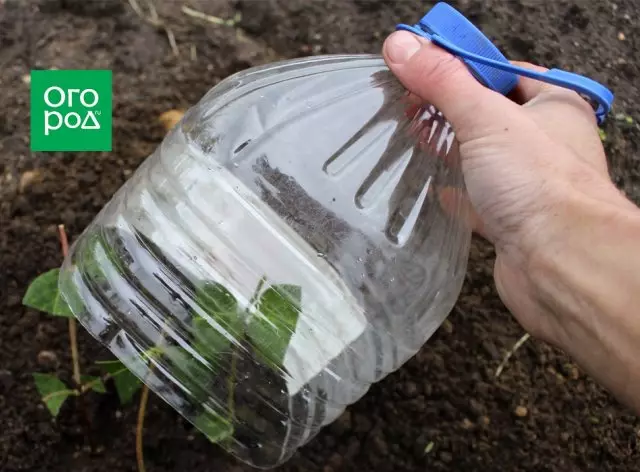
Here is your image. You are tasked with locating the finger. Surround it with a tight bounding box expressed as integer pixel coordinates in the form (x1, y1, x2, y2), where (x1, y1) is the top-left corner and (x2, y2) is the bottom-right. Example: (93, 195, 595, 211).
(508, 61, 550, 104)
(510, 62, 597, 124)
(525, 96, 607, 174)
(382, 31, 529, 144)
(504, 61, 606, 173)
(510, 66, 606, 173)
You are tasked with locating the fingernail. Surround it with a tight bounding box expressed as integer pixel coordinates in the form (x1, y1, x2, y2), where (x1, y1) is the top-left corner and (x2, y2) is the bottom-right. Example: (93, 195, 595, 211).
(385, 31, 422, 65)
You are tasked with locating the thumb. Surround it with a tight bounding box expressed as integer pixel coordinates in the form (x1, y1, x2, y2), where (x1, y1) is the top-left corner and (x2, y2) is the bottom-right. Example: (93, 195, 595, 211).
(383, 31, 525, 143)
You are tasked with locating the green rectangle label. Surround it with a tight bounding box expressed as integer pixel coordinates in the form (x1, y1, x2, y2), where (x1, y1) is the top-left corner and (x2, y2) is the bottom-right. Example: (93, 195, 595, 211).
(30, 69, 112, 152)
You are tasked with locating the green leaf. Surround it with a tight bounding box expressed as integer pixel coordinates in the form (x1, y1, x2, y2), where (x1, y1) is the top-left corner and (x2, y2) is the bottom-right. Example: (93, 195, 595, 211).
(194, 410, 234, 444)
(96, 359, 142, 404)
(162, 346, 215, 401)
(81, 375, 106, 394)
(247, 284, 301, 370)
(23, 269, 74, 317)
(78, 232, 111, 282)
(598, 128, 607, 142)
(192, 283, 243, 361)
(33, 373, 75, 417)
(197, 282, 237, 313)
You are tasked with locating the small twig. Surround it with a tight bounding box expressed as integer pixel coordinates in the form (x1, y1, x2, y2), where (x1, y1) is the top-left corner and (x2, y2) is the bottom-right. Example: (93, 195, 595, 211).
(136, 385, 150, 472)
(58, 225, 81, 387)
(495, 333, 531, 378)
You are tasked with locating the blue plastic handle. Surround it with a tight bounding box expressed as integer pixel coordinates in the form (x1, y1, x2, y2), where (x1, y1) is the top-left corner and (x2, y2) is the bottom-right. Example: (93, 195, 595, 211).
(396, 3, 614, 124)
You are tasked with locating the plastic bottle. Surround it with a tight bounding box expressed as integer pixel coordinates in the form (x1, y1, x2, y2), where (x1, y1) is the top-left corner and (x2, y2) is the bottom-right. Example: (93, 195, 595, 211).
(59, 3, 613, 468)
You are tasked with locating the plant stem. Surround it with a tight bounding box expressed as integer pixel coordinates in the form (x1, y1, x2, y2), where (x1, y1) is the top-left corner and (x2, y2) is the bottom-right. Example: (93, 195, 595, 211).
(58, 224, 94, 443)
(226, 276, 267, 422)
(135, 331, 169, 472)
(41, 371, 123, 403)
(249, 276, 267, 308)
(227, 351, 238, 418)
(68, 320, 81, 385)
(58, 225, 82, 387)
(136, 385, 150, 472)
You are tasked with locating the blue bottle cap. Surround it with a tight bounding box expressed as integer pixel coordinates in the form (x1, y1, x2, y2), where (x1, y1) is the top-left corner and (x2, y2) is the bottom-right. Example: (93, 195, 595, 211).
(396, 2, 614, 124)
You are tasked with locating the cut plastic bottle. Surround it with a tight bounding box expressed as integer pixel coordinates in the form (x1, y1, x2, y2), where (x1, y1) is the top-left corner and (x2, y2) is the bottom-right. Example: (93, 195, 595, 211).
(58, 2, 613, 469)
(59, 52, 471, 468)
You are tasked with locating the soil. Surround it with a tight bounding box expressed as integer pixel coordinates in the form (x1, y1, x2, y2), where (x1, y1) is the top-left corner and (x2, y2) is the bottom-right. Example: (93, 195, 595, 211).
(1, 0, 639, 471)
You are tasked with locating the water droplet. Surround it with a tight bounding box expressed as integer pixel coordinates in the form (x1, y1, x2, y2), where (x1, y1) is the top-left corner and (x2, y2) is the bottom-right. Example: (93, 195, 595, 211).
(357, 257, 363, 263)
(232, 162, 239, 168)
(390, 277, 395, 282)
(316, 252, 325, 258)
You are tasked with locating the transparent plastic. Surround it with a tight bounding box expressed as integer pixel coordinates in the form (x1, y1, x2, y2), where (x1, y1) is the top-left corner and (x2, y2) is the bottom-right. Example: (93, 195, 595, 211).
(59, 54, 471, 468)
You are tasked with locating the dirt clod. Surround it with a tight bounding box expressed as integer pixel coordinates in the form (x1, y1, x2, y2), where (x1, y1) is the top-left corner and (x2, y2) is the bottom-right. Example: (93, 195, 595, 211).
(158, 109, 186, 132)
(36, 350, 60, 368)
(19, 170, 44, 193)
(0, 370, 14, 392)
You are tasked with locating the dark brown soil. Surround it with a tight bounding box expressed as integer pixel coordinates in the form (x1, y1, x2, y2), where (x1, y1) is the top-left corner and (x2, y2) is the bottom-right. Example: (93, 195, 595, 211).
(1, 0, 639, 471)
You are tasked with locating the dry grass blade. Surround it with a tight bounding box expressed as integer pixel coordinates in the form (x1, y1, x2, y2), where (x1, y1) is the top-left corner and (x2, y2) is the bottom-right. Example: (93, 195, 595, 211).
(127, 0, 145, 18)
(143, 0, 159, 24)
(165, 28, 179, 57)
(128, 0, 179, 56)
(495, 333, 531, 378)
(181, 5, 238, 26)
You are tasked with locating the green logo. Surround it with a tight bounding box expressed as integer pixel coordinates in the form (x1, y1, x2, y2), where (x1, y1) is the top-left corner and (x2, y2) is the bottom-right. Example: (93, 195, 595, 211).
(30, 70, 112, 152)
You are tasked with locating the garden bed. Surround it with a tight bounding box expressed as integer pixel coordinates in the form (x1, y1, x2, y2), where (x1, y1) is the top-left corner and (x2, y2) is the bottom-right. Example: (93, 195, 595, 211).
(1, 0, 639, 471)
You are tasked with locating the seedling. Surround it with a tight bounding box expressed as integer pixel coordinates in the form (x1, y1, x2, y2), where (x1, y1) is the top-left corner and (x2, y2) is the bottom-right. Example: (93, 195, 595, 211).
(23, 225, 302, 471)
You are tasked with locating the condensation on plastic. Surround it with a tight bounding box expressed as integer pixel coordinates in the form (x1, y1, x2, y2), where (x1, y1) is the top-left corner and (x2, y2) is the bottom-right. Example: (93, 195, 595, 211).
(59, 54, 472, 469)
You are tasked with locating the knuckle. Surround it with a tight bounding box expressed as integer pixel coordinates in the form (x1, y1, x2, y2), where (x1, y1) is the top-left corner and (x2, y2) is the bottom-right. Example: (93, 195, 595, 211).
(535, 87, 598, 124)
(564, 90, 598, 123)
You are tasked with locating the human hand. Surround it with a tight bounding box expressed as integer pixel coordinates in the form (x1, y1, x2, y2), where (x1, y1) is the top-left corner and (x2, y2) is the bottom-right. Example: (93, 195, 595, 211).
(382, 30, 634, 344)
(381, 31, 640, 413)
